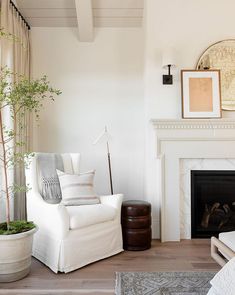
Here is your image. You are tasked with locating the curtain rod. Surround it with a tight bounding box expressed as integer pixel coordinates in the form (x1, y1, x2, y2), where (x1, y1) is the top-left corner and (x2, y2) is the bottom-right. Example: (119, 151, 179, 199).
(10, 0, 31, 30)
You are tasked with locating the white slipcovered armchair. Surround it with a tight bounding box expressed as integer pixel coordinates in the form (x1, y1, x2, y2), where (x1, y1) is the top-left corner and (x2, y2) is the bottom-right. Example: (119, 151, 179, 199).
(26, 153, 123, 273)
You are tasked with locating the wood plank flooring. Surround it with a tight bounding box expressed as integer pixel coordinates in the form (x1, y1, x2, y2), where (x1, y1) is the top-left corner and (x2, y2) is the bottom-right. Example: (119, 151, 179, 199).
(0, 239, 220, 295)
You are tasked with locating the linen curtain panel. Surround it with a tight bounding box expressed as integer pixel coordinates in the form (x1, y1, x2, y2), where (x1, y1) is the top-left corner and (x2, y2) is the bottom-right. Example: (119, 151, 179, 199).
(0, 0, 30, 221)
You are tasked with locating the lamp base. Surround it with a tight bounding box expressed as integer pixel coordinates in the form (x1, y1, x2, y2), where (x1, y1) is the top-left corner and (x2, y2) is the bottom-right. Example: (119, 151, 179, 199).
(163, 74, 173, 85)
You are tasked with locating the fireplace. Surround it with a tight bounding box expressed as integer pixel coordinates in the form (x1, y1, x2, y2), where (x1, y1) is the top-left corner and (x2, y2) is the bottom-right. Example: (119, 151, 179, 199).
(191, 170, 235, 238)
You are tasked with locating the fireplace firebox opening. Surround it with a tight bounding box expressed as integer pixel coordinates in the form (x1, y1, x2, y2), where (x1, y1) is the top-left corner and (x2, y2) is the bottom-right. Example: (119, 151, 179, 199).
(191, 170, 235, 238)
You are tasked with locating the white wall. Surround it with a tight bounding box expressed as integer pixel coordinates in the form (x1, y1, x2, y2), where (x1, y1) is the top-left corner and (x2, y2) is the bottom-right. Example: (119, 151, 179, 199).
(144, 0, 235, 119)
(31, 27, 145, 199)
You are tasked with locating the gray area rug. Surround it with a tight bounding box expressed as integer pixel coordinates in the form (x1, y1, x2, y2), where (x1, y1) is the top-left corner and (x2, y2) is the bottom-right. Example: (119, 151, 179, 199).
(115, 271, 216, 295)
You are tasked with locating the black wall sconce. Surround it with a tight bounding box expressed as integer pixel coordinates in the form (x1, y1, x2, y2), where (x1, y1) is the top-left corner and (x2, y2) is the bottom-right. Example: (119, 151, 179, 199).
(162, 48, 176, 85)
(163, 65, 173, 85)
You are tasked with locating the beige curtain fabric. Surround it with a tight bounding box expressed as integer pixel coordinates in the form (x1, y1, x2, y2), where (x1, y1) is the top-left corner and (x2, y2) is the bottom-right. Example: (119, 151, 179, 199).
(0, 0, 30, 220)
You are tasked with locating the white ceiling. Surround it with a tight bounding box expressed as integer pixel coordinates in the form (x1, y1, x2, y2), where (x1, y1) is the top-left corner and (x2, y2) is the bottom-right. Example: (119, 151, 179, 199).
(16, 0, 144, 28)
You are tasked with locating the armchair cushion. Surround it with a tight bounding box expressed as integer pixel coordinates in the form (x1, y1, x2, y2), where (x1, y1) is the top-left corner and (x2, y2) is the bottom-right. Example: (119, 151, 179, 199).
(66, 204, 117, 230)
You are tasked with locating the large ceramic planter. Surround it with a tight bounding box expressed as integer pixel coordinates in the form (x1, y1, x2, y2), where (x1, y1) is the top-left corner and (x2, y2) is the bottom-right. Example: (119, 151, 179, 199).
(0, 227, 37, 282)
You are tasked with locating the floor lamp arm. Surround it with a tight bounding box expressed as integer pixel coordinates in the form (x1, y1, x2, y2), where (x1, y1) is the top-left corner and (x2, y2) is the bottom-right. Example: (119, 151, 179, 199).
(107, 142, 113, 195)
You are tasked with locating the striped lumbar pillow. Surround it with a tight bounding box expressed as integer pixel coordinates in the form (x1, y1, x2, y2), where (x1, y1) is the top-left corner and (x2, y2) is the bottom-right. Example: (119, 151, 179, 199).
(56, 169, 100, 206)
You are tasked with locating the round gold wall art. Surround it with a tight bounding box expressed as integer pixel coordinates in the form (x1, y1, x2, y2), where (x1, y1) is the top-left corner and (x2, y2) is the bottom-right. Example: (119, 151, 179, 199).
(196, 39, 235, 110)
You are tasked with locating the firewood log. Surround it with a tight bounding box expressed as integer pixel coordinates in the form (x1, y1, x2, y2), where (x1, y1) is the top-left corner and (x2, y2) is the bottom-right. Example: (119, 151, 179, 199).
(201, 202, 220, 228)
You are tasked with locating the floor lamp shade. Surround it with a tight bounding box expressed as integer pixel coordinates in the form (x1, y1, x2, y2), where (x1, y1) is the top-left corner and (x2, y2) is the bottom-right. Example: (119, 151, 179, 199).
(93, 127, 113, 195)
(93, 127, 112, 145)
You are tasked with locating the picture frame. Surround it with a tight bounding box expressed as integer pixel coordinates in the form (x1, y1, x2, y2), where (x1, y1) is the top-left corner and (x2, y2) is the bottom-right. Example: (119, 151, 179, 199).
(181, 70, 221, 118)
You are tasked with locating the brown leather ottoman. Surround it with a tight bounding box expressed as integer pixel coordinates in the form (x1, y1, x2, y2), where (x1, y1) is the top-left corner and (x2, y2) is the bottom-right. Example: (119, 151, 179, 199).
(121, 200, 151, 251)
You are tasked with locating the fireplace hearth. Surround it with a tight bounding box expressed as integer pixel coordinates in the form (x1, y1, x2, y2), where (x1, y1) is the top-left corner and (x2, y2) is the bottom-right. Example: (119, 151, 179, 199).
(191, 170, 235, 238)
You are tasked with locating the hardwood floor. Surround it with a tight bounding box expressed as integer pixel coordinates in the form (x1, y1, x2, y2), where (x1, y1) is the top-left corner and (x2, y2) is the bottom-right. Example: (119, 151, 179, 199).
(0, 239, 220, 295)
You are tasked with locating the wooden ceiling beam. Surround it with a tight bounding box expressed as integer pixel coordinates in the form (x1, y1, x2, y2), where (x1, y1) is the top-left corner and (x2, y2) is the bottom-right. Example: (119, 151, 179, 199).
(75, 0, 94, 42)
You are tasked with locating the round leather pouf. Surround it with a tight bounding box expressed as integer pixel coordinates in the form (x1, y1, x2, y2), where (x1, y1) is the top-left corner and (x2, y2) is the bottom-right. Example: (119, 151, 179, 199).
(121, 200, 152, 251)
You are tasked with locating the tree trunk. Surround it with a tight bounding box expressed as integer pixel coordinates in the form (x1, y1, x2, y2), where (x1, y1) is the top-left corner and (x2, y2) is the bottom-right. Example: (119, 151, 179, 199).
(0, 109, 10, 229)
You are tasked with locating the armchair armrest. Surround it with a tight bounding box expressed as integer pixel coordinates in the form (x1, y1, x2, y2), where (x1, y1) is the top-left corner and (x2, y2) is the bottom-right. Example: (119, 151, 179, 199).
(100, 194, 123, 209)
(100, 194, 123, 223)
(27, 191, 70, 239)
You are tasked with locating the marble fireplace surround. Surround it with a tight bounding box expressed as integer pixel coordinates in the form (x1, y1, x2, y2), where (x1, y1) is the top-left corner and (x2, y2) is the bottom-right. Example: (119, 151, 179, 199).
(151, 119, 235, 242)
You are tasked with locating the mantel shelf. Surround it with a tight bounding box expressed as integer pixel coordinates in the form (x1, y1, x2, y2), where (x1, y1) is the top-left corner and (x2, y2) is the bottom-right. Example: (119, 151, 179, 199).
(151, 119, 235, 130)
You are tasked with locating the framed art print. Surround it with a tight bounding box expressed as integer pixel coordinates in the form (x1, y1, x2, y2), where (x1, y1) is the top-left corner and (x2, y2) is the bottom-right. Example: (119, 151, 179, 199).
(181, 70, 221, 118)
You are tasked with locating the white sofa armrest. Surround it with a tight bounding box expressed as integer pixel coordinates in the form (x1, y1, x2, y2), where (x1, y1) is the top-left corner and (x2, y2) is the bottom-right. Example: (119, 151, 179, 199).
(27, 191, 70, 239)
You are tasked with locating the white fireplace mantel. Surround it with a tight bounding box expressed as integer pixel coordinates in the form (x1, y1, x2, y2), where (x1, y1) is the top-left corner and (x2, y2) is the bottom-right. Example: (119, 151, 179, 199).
(151, 119, 235, 242)
(151, 119, 235, 130)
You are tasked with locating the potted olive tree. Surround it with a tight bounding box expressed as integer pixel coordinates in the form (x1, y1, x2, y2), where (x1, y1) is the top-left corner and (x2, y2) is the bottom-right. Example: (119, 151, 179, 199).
(0, 31, 61, 282)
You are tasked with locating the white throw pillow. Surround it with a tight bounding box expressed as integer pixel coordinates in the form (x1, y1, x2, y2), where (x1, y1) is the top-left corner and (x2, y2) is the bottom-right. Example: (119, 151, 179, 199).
(209, 257, 235, 295)
(56, 169, 100, 206)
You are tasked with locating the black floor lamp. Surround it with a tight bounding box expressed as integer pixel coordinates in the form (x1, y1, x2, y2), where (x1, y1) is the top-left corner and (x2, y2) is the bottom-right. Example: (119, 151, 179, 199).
(93, 126, 113, 195)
